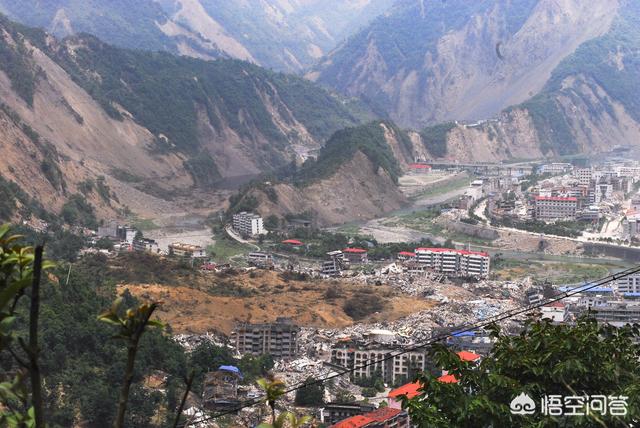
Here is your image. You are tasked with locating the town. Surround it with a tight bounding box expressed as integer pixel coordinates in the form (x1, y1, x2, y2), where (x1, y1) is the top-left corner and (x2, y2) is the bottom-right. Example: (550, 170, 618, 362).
(45, 156, 640, 427)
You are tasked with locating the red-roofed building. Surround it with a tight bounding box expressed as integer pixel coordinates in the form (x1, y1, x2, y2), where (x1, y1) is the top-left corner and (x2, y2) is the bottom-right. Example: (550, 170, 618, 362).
(534, 195, 578, 221)
(541, 301, 569, 323)
(388, 382, 424, 409)
(281, 239, 303, 246)
(409, 163, 432, 173)
(343, 248, 369, 264)
(457, 351, 481, 362)
(332, 415, 374, 428)
(414, 248, 490, 278)
(397, 251, 416, 262)
(331, 407, 410, 428)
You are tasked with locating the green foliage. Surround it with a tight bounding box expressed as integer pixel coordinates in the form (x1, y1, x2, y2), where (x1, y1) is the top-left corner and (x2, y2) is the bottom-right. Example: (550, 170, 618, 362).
(419, 122, 455, 158)
(2, 253, 189, 427)
(0, 175, 52, 223)
(294, 377, 324, 407)
(183, 152, 221, 188)
(95, 177, 113, 203)
(60, 194, 98, 229)
(0, 14, 45, 106)
(39, 159, 65, 192)
(343, 291, 385, 320)
(43, 34, 366, 164)
(491, 217, 587, 238)
(294, 121, 402, 186)
(404, 318, 640, 427)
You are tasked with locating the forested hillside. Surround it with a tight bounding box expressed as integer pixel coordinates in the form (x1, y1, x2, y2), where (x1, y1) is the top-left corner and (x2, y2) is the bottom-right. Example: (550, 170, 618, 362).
(229, 121, 413, 226)
(0, 13, 371, 223)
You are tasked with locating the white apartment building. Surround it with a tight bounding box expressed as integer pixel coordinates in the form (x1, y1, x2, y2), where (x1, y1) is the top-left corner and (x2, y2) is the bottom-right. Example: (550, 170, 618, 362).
(534, 196, 578, 221)
(623, 214, 640, 238)
(592, 183, 613, 204)
(540, 163, 573, 175)
(574, 168, 592, 186)
(331, 347, 427, 385)
(616, 273, 640, 295)
(232, 212, 265, 236)
(414, 248, 490, 278)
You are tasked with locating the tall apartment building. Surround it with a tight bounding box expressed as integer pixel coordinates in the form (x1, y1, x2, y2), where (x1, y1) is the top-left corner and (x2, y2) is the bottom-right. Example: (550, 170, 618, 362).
(616, 273, 640, 295)
(232, 212, 265, 236)
(331, 346, 427, 385)
(574, 168, 592, 186)
(533, 196, 578, 221)
(414, 248, 490, 278)
(231, 317, 299, 360)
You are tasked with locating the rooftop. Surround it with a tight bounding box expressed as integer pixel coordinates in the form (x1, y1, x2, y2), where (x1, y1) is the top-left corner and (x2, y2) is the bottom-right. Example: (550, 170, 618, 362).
(344, 248, 367, 254)
(388, 381, 423, 400)
(534, 196, 578, 202)
(282, 239, 303, 245)
(415, 247, 489, 257)
(457, 351, 481, 362)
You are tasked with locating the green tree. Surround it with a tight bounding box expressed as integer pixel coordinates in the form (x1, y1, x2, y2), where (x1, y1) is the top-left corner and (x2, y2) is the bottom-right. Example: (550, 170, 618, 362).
(257, 377, 287, 424)
(294, 377, 324, 407)
(404, 318, 640, 427)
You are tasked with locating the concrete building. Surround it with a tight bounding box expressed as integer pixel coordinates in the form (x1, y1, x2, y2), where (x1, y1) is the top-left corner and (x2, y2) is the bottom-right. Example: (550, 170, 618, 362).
(132, 237, 159, 253)
(540, 302, 569, 323)
(540, 163, 573, 175)
(247, 252, 274, 268)
(586, 301, 640, 327)
(231, 317, 299, 360)
(168, 242, 207, 259)
(331, 406, 410, 428)
(623, 214, 640, 238)
(202, 365, 241, 410)
(331, 346, 427, 386)
(574, 168, 592, 186)
(320, 403, 376, 426)
(616, 273, 640, 295)
(343, 248, 369, 264)
(322, 250, 348, 276)
(232, 211, 265, 236)
(414, 248, 490, 278)
(533, 196, 578, 221)
(592, 183, 613, 204)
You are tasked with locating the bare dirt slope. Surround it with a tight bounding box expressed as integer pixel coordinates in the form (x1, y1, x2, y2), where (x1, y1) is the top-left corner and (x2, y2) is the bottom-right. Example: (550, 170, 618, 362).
(249, 150, 408, 226)
(118, 269, 435, 334)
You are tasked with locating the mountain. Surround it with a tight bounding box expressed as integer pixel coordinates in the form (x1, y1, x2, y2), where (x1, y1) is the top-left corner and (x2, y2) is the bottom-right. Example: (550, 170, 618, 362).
(0, 0, 394, 73)
(0, 15, 371, 223)
(412, 0, 640, 161)
(311, 0, 640, 159)
(231, 121, 415, 226)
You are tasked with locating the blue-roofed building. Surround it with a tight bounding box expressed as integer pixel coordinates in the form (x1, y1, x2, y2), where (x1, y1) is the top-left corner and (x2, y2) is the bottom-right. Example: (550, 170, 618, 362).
(203, 365, 243, 411)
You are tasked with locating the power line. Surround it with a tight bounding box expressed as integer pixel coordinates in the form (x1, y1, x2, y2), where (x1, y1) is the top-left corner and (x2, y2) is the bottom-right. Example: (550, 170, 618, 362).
(184, 265, 640, 426)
